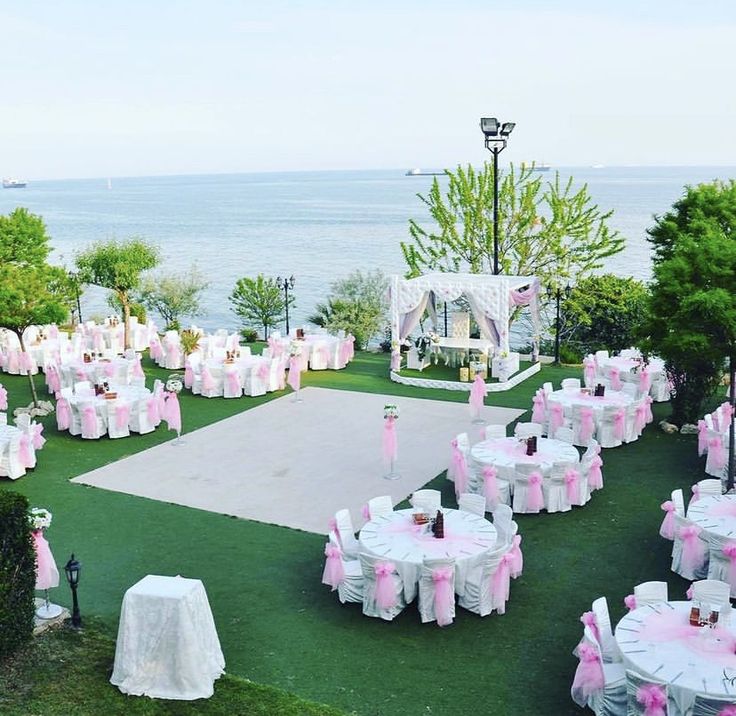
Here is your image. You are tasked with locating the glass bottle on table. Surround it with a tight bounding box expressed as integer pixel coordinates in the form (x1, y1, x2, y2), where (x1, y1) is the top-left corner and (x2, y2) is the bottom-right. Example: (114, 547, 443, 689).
(689, 600, 701, 626)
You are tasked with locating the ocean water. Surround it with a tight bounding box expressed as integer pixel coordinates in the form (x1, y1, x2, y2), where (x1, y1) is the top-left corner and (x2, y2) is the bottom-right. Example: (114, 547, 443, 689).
(0, 166, 733, 334)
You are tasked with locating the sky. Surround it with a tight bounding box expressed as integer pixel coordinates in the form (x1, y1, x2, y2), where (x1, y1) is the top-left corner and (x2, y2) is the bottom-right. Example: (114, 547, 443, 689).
(1, 0, 735, 180)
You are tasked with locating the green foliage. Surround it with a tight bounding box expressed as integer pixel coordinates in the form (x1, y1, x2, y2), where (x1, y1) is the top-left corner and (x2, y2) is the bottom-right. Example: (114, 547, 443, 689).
(0, 492, 35, 661)
(136, 266, 209, 331)
(229, 275, 290, 339)
(106, 294, 147, 326)
(179, 329, 201, 356)
(401, 163, 624, 319)
(308, 269, 388, 349)
(561, 274, 649, 355)
(76, 238, 159, 348)
(0, 208, 52, 268)
(641, 180, 736, 423)
(240, 328, 258, 343)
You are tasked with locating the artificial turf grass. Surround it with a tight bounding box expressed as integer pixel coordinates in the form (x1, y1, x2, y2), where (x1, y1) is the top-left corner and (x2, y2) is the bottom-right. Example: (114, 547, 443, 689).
(0, 351, 705, 715)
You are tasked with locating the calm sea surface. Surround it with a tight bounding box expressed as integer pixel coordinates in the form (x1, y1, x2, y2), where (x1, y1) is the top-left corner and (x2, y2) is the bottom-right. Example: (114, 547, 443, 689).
(1, 167, 733, 334)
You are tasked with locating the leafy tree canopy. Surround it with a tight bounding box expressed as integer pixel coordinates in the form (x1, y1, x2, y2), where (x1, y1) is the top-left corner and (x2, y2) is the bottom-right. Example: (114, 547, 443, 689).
(229, 275, 290, 340)
(0, 208, 53, 267)
(136, 266, 209, 331)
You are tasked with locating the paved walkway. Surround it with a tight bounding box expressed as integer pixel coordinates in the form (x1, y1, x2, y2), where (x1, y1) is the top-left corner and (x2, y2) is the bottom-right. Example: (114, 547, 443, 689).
(72, 387, 525, 534)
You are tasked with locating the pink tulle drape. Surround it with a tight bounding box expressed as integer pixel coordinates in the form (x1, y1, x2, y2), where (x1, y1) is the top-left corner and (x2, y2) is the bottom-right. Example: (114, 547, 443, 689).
(469, 374, 487, 418)
(184, 362, 194, 389)
(613, 409, 625, 440)
(710, 436, 726, 469)
(635, 403, 648, 433)
(32, 530, 60, 590)
(723, 543, 736, 587)
(374, 562, 397, 609)
(635, 683, 667, 716)
(56, 395, 71, 431)
(19, 434, 33, 466)
(202, 366, 215, 392)
(609, 367, 623, 391)
(587, 455, 603, 490)
(257, 362, 270, 382)
(571, 642, 604, 706)
(287, 357, 301, 391)
(579, 408, 595, 444)
(527, 472, 544, 512)
(583, 358, 596, 387)
(719, 705, 736, 716)
(383, 416, 398, 464)
(31, 423, 45, 450)
(483, 466, 500, 506)
(132, 356, 145, 379)
(321, 544, 344, 591)
(639, 368, 652, 394)
(659, 501, 676, 540)
(565, 469, 580, 504)
(432, 567, 454, 626)
(0, 384, 7, 411)
(147, 397, 160, 425)
(645, 395, 654, 423)
(509, 535, 523, 578)
(81, 405, 98, 436)
(680, 524, 706, 573)
(226, 371, 241, 395)
(580, 611, 601, 645)
(163, 391, 182, 433)
(624, 594, 637, 611)
(451, 441, 468, 496)
(697, 420, 708, 456)
(491, 553, 513, 614)
(115, 403, 131, 430)
(531, 393, 546, 424)
(549, 403, 564, 435)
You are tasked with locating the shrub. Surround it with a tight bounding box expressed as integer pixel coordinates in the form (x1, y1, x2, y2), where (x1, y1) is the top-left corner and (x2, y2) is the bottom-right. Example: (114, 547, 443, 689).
(0, 492, 35, 661)
(240, 328, 258, 343)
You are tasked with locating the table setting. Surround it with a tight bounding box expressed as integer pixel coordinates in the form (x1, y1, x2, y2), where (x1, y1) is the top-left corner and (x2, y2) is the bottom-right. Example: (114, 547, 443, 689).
(548, 387, 633, 415)
(470, 436, 580, 475)
(687, 495, 736, 540)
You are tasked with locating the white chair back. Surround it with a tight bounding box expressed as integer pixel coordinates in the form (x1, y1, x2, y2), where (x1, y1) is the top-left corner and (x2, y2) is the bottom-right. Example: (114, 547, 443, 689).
(594, 350, 610, 363)
(458, 493, 486, 517)
(358, 552, 405, 621)
(334, 508, 359, 557)
(492, 504, 514, 544)
(633, 581, 668, 606)
(553, 426, 574, 444)
(561, 378, 581, 392)
(484, 424, 506, 440)
(591, 596, 618, 663)
(672, 488, 685, 516)
(410, 489, 442, 513)
(367, 495, 393, 519)
(692, 579, 731, 612)
(696, 479, 722, 498)
(514, 422, 542, 439)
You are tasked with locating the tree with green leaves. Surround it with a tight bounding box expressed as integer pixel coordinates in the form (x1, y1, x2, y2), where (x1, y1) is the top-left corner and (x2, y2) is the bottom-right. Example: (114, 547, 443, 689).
(0, 208, 53, 267)
(229, 274, 290, 340)
(76, 238, 160, 349)
(309, 269, 388, 349)
(641, 180, 736, 486)
(401, 163, 624, 322)
(136, 266, 209, 331)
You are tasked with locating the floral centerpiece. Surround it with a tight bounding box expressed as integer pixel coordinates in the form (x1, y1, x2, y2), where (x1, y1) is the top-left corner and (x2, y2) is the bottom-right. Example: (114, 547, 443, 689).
(415, 332, 439, 361)
(166, 374, 183, 393)
(29, 507, 52, 531)
(383, 403, 400, 420)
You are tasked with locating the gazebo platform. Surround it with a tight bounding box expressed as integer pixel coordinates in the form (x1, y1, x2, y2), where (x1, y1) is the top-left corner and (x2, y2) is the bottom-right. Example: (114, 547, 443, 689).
(390, 359, 541, 392)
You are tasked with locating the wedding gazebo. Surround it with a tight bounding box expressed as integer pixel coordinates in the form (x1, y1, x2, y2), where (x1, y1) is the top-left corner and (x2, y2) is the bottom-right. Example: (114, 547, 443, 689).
(388, 272, 541, 391)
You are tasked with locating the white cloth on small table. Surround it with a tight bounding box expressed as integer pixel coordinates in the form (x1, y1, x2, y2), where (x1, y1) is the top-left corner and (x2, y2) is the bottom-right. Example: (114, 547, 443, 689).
(110, 575, 225, 700)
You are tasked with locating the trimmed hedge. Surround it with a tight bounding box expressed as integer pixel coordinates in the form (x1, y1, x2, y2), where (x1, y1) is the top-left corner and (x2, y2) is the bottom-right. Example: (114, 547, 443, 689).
(0, 491, 35, 661)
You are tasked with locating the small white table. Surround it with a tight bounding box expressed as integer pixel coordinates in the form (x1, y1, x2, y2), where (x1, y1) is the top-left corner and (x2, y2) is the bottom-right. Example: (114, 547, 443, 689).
(110, 575, 225, 700)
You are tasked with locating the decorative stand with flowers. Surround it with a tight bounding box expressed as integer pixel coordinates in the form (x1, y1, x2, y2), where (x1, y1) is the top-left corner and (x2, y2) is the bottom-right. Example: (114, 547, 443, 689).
(382, 403, 400, 480)
(287, 341, 303, 403)
(30, 508, 62, 619)
(165, 374, 184, 445)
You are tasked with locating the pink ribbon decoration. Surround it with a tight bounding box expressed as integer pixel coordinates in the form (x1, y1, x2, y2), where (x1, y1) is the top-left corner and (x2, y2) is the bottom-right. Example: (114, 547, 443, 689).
(509, 535, 523, 578)
(31, 423, 45, 450)
(587, 455, 604, 490)
(635, 684, 667, 716)
(81, 405, 98, 437)
(321, 543, 345, 591)
(7, 351, 19, 373)
(579, 407, 595, 444)
(56, 395, 71, 431)
(583, 358, 596, 387)
(644, 395, 654, 423)
(163, 391, 181, 433)
(383, 416, 398, 464)
(723, 402, 734, 425)
(686, 584, 694, 600)
(571, 642, 604, 706)
(718, 706, 736, 716)
(565, 468, 580, 504)
(659, 501, 676, 539)
(20, 351, 33, 373)
(361, 503, 371, 520)
(201, 366, 215, 392)
(491, 553, 514, 614)
(609, 366, 622, 391)
(469, 374, 487, 418)
(150, 338, 163, 361)
(639, 368, 652, 394)
(287, 357, 301, 391)
(432, 567, 454, 626)
(0, 384, 7, 411)
(451, 442, 468, 496)
(374, 562, 398, 609)
(549, 403, 564, 435)
(115, 402, 131, 430)
(697, 420, 708, 456)
(226, 371, 241, 395)
(132, 356, 145, 379)
(680, 524, 706, 574)
(32, 530, 60, 590)
(624, 594, 637, 611)
(483, 466, 500, 506)
(691, 484, 701, 504)
(184, 362, 194, 389)
(723, 542, 736, 587)
(713, 412, 722, 432)
(257, 362, 270, 382)
(147, 397, 160, 425)
(390, 351, 401, 371)
(613, 409, 625, 440)
(710, 436, 726, 469)
(531, 393, 546, 424)
(580, 611, 601, 645)
(19, 433, 33, 466)
(46, 367, 60, 394)
(527, 471, 545, 512)
(635, 403, 647, 433)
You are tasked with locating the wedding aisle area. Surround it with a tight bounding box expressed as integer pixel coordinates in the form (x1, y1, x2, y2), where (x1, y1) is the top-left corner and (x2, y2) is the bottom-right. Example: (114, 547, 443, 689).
(71, 386, 525, 532)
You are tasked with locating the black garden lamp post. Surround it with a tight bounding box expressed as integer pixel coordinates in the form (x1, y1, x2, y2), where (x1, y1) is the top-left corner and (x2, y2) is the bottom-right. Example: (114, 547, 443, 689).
(68, 271, 83, 326)
(64, 553, 82, 628)
(276, 275, 295, 335)
(547, 283, 572, 365)
(480, 117, 515, 275)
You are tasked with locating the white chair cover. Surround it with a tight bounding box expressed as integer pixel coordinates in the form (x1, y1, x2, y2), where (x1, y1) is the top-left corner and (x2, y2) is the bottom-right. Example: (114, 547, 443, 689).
(633, 581, 668, 607)
(359, 552, 406, 621)
(410, 489, 442, 514)
(458, 493, 486, 517)
(417, 557, 456, 626)
(625, 670, 669, 716)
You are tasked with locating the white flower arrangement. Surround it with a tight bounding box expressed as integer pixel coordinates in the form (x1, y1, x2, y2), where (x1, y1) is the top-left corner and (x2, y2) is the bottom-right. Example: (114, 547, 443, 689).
(166, 374, 184, 393)
(29, 507, 52, 530)
(289, 340, 303, 357)
(384, 403, 400, 420)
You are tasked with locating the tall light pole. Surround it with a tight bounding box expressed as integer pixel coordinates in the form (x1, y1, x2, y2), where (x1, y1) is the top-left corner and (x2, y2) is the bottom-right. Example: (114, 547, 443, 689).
(276, 275, 295, 335)
(480, 118, 516, 275)
(547, 284, 572, 365)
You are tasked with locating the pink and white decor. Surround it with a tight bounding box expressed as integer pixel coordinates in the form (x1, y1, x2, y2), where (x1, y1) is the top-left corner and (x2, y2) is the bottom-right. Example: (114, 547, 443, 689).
(382, 403, 399, 480)
(50, 356, 141, 392)
(0, 419, 45, 480)
(700, 402, 734, 479)
(266, 332, 354, 371)
(29, 507, 63, 619)
(163, 376, 183, 444)
(615, 600, 736, 714)
(471, 436, 580, 478)
(584, 350, 670, 403)
(188, 354, 284, 399)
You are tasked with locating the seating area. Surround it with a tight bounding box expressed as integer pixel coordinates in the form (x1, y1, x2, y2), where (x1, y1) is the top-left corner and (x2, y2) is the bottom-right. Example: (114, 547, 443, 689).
(582, 349, 671, 403)
(698, 401, 734, 481)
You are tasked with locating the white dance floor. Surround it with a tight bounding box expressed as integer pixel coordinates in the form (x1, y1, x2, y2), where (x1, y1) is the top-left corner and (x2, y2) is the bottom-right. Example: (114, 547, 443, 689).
(72, 387, 525, 534)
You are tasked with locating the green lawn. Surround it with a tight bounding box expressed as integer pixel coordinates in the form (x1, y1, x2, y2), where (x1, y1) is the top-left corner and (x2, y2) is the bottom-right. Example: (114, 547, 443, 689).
(0, 351, 705, 715)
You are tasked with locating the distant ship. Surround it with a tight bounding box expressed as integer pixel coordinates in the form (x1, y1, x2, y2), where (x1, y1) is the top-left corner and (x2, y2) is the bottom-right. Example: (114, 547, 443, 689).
(405, 168, 444, 176)
(591, 164, 606, 169)
(2, 178, 27, 188)
(531, 163, 551, 172)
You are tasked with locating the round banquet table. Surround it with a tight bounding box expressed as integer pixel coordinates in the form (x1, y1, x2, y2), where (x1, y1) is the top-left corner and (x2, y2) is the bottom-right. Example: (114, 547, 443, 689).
(358, 508, 497, 603)
(59, 357, 136, 389)
(603, 355, 665, 378)
(202, 355, 270, 381)
(0, 424, 25, 474)
(615, 601, 736, 715)
(470, 436, 579, 476)
(67, 385, 153, 433)
(687, 494, 736, 539)
(547, 388, 632, 415)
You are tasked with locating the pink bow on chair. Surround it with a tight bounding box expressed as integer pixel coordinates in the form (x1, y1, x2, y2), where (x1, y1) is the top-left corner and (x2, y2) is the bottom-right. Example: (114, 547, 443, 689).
(609, 367, 622, 391)
(634, 403, 647, 433)
(373, 562, 398, 609)
(163, 392, 181, 433)
(564, 469, 581, 504)
(549, 403, 564, 435)
(697, 420, 708, 456)
(579, 407, 595, 444)
(81, 405, 98, 437)
(718, 706, 736, 716)
(531, 393, 546, 424)
(257, 362, 270, 382)
(580, 611, 601, 644)
(451, 443, 468, 496)
(383, 416, 398, 465)
(722, 402, 734, 425)
(184, 362, 194, 389)
(321, 544, 345, 591)
(624, 594, 637, 611)
(202, 366, 215, 392)
(431, 567, 454, 627)
(587, 455, 604, 491)
(132, 356, 145, 379)
(226, 371, 241, 394)
(635, 683, 667, 716)
(710, 436, 726, 469)
(571, 642, 604, 706)
(491, 553, 514, 614)
(483, 466, 500, 506)
(638, 368, 651, 394)
(0, 384, 7, 411)
(287, 357, 301, 392)
(659, 501, 676, 540)
(19, 433, 33, 466)
(722, 543, 736, 587)
(527, 472, 545, 512)
(56, 396, 71, 431)
(469, 374, 487, 418)
(115, 402, 131, 430)
(583, 358, 596, 387)
(613, 409, 625, 440)
(509, 535, 523, 578)
(361, 503, 371, 520)
(680, 524, 706, 574)
(31, 423, 45, 450)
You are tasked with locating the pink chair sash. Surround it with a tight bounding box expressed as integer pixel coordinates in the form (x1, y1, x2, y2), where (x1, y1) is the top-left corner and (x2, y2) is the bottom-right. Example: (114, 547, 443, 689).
(659, 501, 676, 540)
(184, 362, 194, 389)
(698, 420, 708, 456)
(31, 423, 45, 450)
(257, 362, 270, 382)
(723, 402, 734, 425)
(226, 371, 241, 394)
(115, 402, 131, 430)
(691, 484, 701, 504)
(710, 436, 726, 469)
(509, 535, 523, 578)
(321, 544, 345, 591)
(20, 351, 33, 372)
(163, 391, 181, 433)
(531, 393, 546, 424)
(491, 553, 513, 613)
(580, 611, 601, 645)
(483, 466, 500, 506)
(639, 368, 651, 394)
(361, 503, 371, 520)
(0, 384, 7, 411)
(132, 356, 145, 379)
(147, 397, 160, 425)
(565, 469, 581, 504)
(527, 472, 545, 512)
(451, 444, 468, 496)
(56, 396, 71, 431)
(583, 358, 596, 387)
(609, 366, 623, 391)
(287, 357, 301, 391)
(686, 584, 694, 600)
(202, 366, 215, 391)
(431, 567, 454, 626)
(613, 409, 625, 440)
(635, 403, 647, 433)
(680, 524, 706, 573)
(719, 705, 736, 716)
(549, 403, 564, 435)
(46, 367, 60, 394)
(713, 412, 722, 432)
(19, 433, 33, 466)
(571, 642, 604, 706)
(723, 543, 736, 587)
(579, 408, 595, 444)
(7, 351, 19, 373)
(469, 374, 487, 416)
(81, 405, 98, 437)
(587, 455, 603, 490)
(635, 683, 667, 716)
(374, 562, 398, 609)
(150, 338, 163, 361)
(624, 594, 637, 611)
(383, 416, 398, 463)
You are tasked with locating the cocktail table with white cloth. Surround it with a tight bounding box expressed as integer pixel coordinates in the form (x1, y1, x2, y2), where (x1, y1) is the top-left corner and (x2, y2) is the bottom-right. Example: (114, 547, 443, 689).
(358, 508, 497, 603)
(471, 436, 580, 476)
(548, 388, 633, 416)
(615, 601, 736, 715)
(110, 575, 225, 700)
(687, 494, 736, 539)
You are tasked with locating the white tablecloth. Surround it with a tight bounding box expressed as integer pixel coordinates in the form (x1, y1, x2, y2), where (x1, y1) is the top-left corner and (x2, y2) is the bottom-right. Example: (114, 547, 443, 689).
(470, 436, 579, 475)
(358, 508, 497, 602)
(603, 355, 665, 379)
(59, 357, 136, 389)
(203, 355, 270, 382)
(687, 495, 736, 539)
(615, 601, 736, 715)
(111, 575, 225, 700)
(548, 388, 632, 414)
(0, 424, 23, 474)
(66, 386, 152, 434)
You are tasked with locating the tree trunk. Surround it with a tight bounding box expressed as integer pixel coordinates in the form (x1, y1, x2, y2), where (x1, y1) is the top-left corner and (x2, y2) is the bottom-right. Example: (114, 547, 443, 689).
(122, 293, 131, 350)
(729, 354, 735, 492)
(17, 331, 40, 408)
(264, 323, 268, 340)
